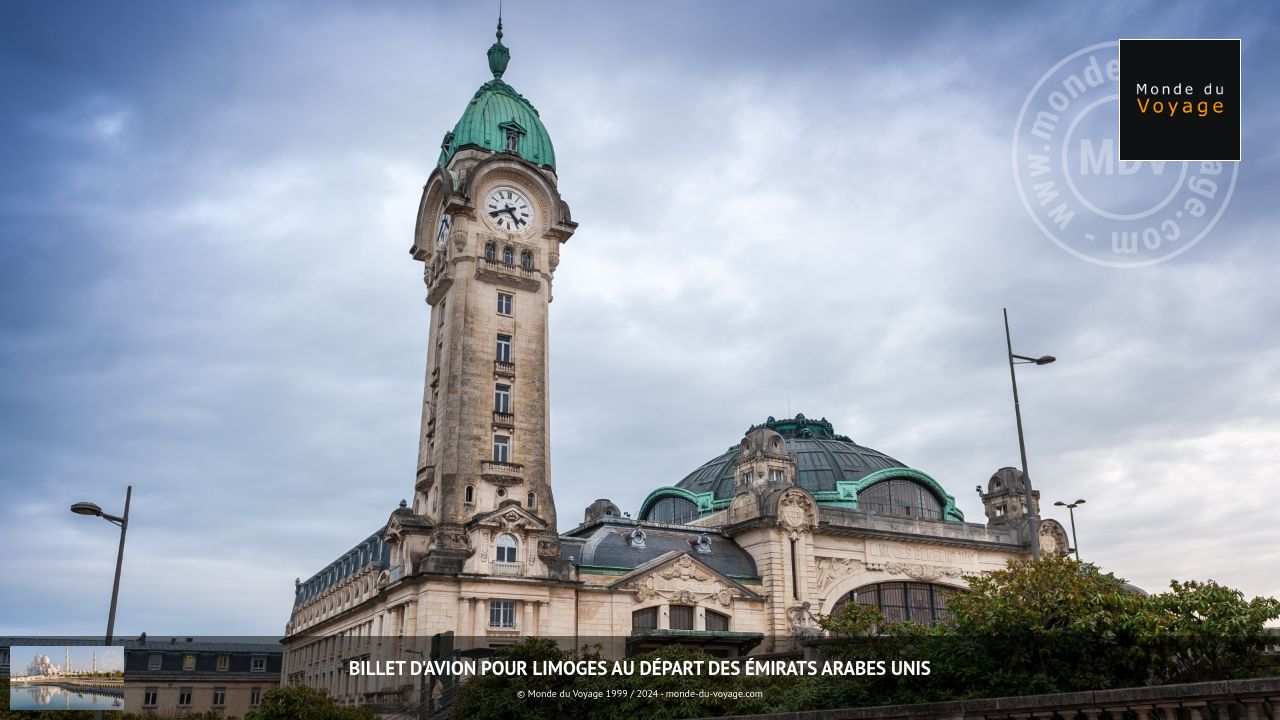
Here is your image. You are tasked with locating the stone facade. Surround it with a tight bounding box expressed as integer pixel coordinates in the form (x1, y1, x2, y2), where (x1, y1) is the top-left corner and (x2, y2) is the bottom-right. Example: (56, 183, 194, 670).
(279, 26, 1075, 709)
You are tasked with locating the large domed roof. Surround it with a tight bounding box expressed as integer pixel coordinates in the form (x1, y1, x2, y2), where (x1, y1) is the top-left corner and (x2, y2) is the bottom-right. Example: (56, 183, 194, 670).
(436, 22, 556, 170)
(676, 414, 908, 502)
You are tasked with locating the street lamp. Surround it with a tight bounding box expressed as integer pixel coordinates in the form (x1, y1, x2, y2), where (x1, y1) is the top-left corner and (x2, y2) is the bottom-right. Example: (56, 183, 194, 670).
(1004, 308, 1055, 560)
(70, 486, 131, 645)
(1054, 498, 1086, 561)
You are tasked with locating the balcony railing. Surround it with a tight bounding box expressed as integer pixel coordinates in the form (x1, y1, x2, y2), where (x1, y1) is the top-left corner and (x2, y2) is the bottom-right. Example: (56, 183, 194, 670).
(491, 561, 525, 577)
(477, 258, 540, 290)
(481, 460, 524, 483)
(492, 411, 514, 427)
(494, 360, 515, 377)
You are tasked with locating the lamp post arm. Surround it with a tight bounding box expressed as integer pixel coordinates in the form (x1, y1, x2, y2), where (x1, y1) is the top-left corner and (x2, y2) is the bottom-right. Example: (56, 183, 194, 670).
(105, 485, 131, 645)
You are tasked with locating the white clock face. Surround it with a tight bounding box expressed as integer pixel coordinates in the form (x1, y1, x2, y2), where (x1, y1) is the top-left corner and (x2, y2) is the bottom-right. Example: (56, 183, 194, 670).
(484, 186, 533, 233)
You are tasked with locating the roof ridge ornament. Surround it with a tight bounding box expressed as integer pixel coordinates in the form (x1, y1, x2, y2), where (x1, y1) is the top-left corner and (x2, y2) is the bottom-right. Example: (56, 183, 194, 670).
(487, 16, 510, 79)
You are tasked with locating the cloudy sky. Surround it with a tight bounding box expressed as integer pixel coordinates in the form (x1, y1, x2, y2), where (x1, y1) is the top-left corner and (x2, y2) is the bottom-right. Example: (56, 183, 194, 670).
(2, 0, 1278, 636)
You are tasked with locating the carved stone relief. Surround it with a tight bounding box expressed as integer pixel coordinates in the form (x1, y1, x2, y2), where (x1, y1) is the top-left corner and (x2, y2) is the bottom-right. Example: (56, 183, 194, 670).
(816, 557, 866, 593)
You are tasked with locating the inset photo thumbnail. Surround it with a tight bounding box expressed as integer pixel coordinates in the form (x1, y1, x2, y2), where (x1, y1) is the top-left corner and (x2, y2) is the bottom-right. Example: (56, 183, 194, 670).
(7, 644, 124, 712)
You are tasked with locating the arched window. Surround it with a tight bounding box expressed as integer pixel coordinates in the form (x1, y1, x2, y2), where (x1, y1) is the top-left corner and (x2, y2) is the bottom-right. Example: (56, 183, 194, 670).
(858, 479, 944, 520)
(496, 533, 518, 563)
(526, 492, 536, 509)
(705, 610, 729, 632)
(632, 607, 657, 631)
(840, 581, 956, 626)
(502, 246, 514, 264)
(464, 485, 474, 504)
(646, 496, 698, 524)
(520, 250, 533, 269)
(484, 242, 497, 261)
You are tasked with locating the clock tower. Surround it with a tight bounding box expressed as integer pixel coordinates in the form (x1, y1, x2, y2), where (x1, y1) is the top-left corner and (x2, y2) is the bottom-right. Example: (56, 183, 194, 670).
(408, 20, 577, 578)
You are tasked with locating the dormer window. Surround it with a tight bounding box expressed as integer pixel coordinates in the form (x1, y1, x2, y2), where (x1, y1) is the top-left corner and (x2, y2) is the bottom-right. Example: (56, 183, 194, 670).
(500, 121, 526, 154)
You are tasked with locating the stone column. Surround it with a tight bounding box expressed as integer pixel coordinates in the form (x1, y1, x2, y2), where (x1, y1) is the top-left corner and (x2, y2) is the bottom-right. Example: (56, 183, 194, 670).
(1239, 699, 1265, 720)
(475, 598, 488, 641)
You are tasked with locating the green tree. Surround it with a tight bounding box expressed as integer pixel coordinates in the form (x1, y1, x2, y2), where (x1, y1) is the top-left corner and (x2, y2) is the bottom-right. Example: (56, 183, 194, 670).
(1149, 579, 1280, 684)
(244, 685, 377, 720)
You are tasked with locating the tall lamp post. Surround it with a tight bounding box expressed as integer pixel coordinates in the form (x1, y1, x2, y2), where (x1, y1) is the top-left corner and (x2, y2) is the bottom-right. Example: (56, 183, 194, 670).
(70, 485, 132, 645)
(1054, 498, 1086, 561)
(1004, 308, 1054, 560)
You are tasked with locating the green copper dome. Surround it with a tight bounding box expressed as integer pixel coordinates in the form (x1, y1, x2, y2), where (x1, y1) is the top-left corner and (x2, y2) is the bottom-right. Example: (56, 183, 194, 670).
(436, 21, 556, 170)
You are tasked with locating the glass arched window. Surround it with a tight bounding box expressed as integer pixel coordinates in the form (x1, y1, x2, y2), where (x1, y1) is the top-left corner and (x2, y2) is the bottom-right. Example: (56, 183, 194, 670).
(520, 250, 533, 269)
(858, 479, 944, 520)
(841, 581, 956, 626)
(526, 492, 536, 509)
(496, 533, 518, 563)
(646, 496, 698, 524)
(464, 485, 474, 504)
(484, 242, 497, 261)
(502, 246, 514, 264)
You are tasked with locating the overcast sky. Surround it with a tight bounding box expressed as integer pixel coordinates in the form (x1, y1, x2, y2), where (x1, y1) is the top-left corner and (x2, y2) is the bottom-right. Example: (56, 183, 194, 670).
(2, 0, 1278, 636)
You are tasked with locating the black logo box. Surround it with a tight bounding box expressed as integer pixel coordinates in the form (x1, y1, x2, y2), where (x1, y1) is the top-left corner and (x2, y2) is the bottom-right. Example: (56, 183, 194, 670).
(1119, 39, 1241, 161)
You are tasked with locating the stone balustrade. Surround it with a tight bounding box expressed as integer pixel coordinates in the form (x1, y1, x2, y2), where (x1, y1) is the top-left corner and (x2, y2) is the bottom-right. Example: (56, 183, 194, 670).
(699, 676, 1280, 720)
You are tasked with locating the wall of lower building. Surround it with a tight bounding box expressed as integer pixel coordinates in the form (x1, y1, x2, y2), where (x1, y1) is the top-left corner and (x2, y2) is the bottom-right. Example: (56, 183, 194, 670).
(124, 680, 270, 717)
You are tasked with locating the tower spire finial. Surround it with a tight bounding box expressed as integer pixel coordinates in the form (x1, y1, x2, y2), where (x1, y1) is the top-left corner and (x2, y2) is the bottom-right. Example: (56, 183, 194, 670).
(487, 8, 510, 80)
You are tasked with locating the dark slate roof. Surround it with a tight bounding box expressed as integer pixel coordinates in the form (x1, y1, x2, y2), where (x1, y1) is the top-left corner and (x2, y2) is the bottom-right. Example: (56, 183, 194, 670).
(677, 414, 906, 502)
(123, 640, 281, 653)
(294, 529, 390, 606)
(569, 518, 759, 578)
(0, 638, 281, 654)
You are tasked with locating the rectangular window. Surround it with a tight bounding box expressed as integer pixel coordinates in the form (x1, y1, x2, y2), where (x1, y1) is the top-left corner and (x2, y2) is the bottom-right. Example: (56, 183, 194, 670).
(251, 687, 262, 706)
(489, 600, 516, 628)
(212, 687, 226, 707)
(216, 654, 229, 671)
(769, 469, 785, 483)
(496, 334, 511, 363)
(178, 688, 193, 707)
(669, 605, 694, 630)
(251, 656, 267, 673)
(497, 292, 513, 316)
(148, 654, 161, 671)
(790, 539, 800, 599)
(493, 435, 510, 463)
(494, 384, 511, 414)
(143, 688, 158, 707)
(182, 654, 196, 671)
